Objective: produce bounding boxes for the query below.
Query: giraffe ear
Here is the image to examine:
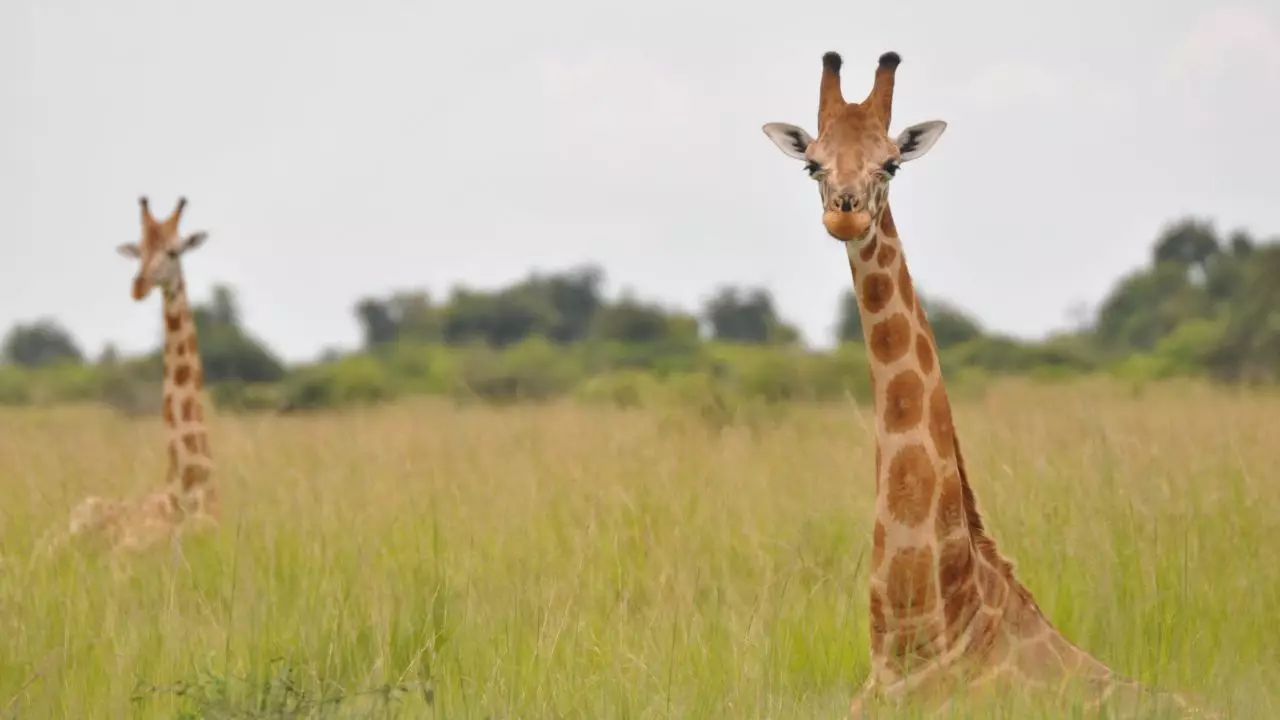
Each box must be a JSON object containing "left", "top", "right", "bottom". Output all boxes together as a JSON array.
[
  {"left": 762, "top": 122, "right": 814, "bottom": 161},
  {"left": 178, "top": 231, "right": 209, "bottom": 254},
  {"left": 116, "top": 242, "right": 142, "bottom": 259},
  {"left": 894, "top": 120, "right": 947, "bottom": 162}
]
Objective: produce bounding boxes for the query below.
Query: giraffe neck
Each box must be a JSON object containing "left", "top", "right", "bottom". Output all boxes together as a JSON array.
[
  {"left": 160, "top": 275, "right": 218, "bottom": 519},
  {"left": 848, "top": 206, "right": 1049, "bottom": 684},
  {"left": 845, "top": 209, "right": 1211, "bottom": 715}
]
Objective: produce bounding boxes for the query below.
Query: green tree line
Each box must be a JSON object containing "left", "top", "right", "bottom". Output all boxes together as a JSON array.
[{"left": 2, "top": 218, "right": 1277, "bottom": 413}]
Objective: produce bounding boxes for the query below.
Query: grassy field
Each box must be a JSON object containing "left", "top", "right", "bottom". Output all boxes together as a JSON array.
[{"left": 0, "top": 379, "right": 1275, "bottom": 718}]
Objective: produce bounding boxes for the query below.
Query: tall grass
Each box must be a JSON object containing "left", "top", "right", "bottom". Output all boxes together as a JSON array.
[{"left": 0, "top": 379, "right": 1275, "bottom": 718}]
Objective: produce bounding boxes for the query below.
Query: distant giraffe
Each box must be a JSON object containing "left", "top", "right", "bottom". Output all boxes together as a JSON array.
[
  {"left": 65, "top": 196, "right": 219, "bottom": 553},
  {"left": 761, "top": 51, "right": 1220, "bottom": 718}
]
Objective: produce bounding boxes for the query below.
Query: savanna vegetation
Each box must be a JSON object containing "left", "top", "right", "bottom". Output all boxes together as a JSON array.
[
  {"left": 1, "top": 218, "right": 1277, "bottom": 416},
  {"left": 0, "top": 217, "right": 1277, "bottom": 717}
]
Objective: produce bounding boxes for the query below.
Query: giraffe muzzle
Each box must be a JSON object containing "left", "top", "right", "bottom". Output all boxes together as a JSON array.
[
  {"left": 823, "top": 208, "right": 873, "bottom": 242},
  {"left": 131, "top": 275, "right": 151, "bottom": 301}
]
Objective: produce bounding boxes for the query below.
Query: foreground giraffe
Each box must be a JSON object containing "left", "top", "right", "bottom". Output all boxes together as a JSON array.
[
  {"left": 64, "top": 196, "right": 220, "bottom": 553},
  {"left": 762, "top": 51, "right": 1220, "bottom": 718}
]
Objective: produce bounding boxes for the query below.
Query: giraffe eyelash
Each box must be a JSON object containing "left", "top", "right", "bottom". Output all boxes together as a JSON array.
[
  {"left": 804, "top": 161, "right": 824, "bottom": 178},
  {"left": 882, "top": 160, "right": 900, "bottom": 178}
]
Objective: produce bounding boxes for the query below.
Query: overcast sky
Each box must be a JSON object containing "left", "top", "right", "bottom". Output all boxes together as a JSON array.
[{"left": 2, "top": 0, "right": 1278, "bottom": 362}]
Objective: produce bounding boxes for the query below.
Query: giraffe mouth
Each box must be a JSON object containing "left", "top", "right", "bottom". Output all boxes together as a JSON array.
[{"left": 823, "top": 209, "right": 873, "bottom": 242}]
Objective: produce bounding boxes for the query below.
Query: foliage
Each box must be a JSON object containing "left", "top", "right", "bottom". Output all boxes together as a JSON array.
[
  {"left": 703, "top": 286, "right": 800, "bottom": 345},
  {"left": 2, "top": 216, "right": 1278, "bottom": 412},
  {"left": 2, "top": 319, "right": 83, "bottom": 367}
]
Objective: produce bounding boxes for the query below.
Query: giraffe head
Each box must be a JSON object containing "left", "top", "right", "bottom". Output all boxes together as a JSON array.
[
  {"left": 116, "top": 196, "right": 209, "bottom": 301},
  {"left": 762, "top": 51, "right": 947, "bottom": 243}
]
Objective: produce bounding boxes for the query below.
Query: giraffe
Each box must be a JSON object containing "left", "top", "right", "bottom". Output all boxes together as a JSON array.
[
  {"left": 63, "top": 196, "right": 219, "bottom": 554},
  {"left": 761, "top": 51, "right": 1220, "bottom": 718}
]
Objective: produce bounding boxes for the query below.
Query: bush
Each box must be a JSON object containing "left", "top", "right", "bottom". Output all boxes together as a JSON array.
[
  {"left": 803, "top": 344, "right": 875, "bottom": 403},
  {"left": 453, "top": 337, "right": 581, "bottom": 404},
  {"left": 0, "top": 367, "right": 32, "bottom": 406},
  {"left": 280, "top": 356, "right": 393, "bottom": 412}
]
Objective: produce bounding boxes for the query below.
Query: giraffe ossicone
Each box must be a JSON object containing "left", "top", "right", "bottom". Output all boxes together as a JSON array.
[
  {"left": 762, "top": 51, "right": 1221, "bottom": 718},
  {"left": 63, "top": 195, "right": 220, "bottom": 555}
]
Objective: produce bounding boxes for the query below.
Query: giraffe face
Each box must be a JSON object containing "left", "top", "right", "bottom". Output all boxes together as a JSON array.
[
  {"left": 761, "top": 51, "right": 947, "bottom": 243},
  {"left": 116, "top": 196, "right": 209, "bottom": 301}
]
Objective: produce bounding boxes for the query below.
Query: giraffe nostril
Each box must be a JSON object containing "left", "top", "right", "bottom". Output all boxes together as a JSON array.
[{"left": 840, "top": 195, "right": 854, "bottom": 213}]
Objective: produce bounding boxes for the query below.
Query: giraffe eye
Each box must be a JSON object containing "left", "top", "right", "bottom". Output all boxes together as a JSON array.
[
  {"left": 167, "top": 248, "right": 179, "bottom": 259},
  {"left": 804, "top": 161, "right": 823, "bottom": 178},
  {"left": 882, "top": 160, "right": 900, "bottom": 178}
]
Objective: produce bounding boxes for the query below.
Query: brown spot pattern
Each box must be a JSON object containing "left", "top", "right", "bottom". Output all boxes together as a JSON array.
[
  {"left": 874, "top": 444, "right": 883, "bottom": 493},
  {"left": 869, "top": 313, "right": 913, "bottom": 365},
  {"left": 897, "top": 265, "right": 916, "bottom": 312},
  {"left": 870, "top": 587, "right": 887, "bottom": 652},
  {"left": 937, "top": 538, "right": 974, "bottom": 591},
  {"left": 934, "top": 473, "right": 966, "bottom": 535},
  {"left": 182, "top": 433, "right": 202, "bottom": 454},
  {"left": 193, "top": 366, "right": 204, "bottom": 389},
  {"left": 943, "top": 579, "right": 981, "bottom": 642},
  {"left": 861, "top": 272, "right": 895, "bottom": 314},
  {"left": 858, "top": 235, "right": 879, "bottom": 263},
  {"left": 889, "top": 619, "right": 943, "bottom": 668},
  {"left": 915, "top": 334, "right": 935, "bottom": 374},
  {"left": 876, "top": 242, "right": 898, "bottom": 268},
  {"left": 928, "top": 385, "right": 955, "bottom": 459},
  {"left": 983, "top": 619, "right": 1014, "bottom": 665},
  {"left": 165, "top": 311, "right": 183, "bottom": 333},
  {"left": 173, "top": 363, "right": 191, "bottom": 386},
  {"left": 181, "top": 396, "right": 197, "bottom": 421},
  {"left": 186, "top": 335, "right": 199, "bottom": 354},
  {"left": 978, "top": 562, "right": 1009, "bottom": 609},
  {"left": 965, "top": 610, "right": 1000, "bottom": 660},
  {"left": 872, "top": 521, "right": 886, "bottom": 568},
  {"left": 1019, "top": 637, "right": 1065, "bottom": 682},
  {"left": 162, "top": 396, "right": 175, "bottom": 424},
  {"left": 915, "top": 300, "right": 930, "bottom": 328},
  {"left": 885, "top": 444, "right": 937, "bottom": 526},
  {"left": 885, "top": 545, "right": 937, "bottom": 616},
  {"left": 181, "top": 465, "right": 208, "bottom": 491},
  {"left": 1006, "top": 592, "right": 1045, "bottom": 636},
  {"left": 1048, "top": 633, "right": 1086, "bottom": 672},
  {"left": 883, "top": 370, "right": 925, "bottom": 433},
  {"left": 879, "top": 206, "right": 897, "bottom": 238}
]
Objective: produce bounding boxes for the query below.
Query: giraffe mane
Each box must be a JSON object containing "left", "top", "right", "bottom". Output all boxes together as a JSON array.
[{"left": 953, "top": 433, "right": 1036, "bottom": 601}]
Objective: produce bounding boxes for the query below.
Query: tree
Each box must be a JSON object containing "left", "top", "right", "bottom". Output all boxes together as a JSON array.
[
  {"left": 190, "top": 285, "right": 286, "bottom": 383},
  {"left": 591, "top": 296, "right": 689, "bottom": 344},
  {"left": 921, "top": 298, "right": 983, "bottom": 350},
  {"left": 1093, "top": 263, "right": 1211, "bottom": 353},
  {"left": 1228, "top": 229, "right": 1256, "bottom": 258},
  {"left": 1203, "top": 244, "right": 1280, "bottom": 381},
  {"left": 533, "top": 265, "right": 606, "bottom": 343},
  {"left": 441, "top": 286, "right": 558, "bottom": 348},
  {"left": 355, "top": 297, "right": 400, "bottom": 348},
  {"left": 703, "top": 286, "right": 799, "bottom": 344},
  {"left": 209, "top": 284, "right": 241, "bottom": 327},
  {"left": 1151, "top": 218, "right": 1221, "bottom": 276},
  {"left": 387, "top": 292, "right": 443, "bottom": 343},
  {"left": 1, "top": 319, "right": 84, "bottom": 366}
]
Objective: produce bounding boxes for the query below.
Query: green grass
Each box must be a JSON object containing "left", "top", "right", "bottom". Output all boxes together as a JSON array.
[{"left": 0, "top": 378, "right": 1275, "bottom": 718}]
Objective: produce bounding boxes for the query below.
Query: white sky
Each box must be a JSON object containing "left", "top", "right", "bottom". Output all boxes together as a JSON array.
[{"left": 3, "top": 0, "right": 1278, "bottom": 362}]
